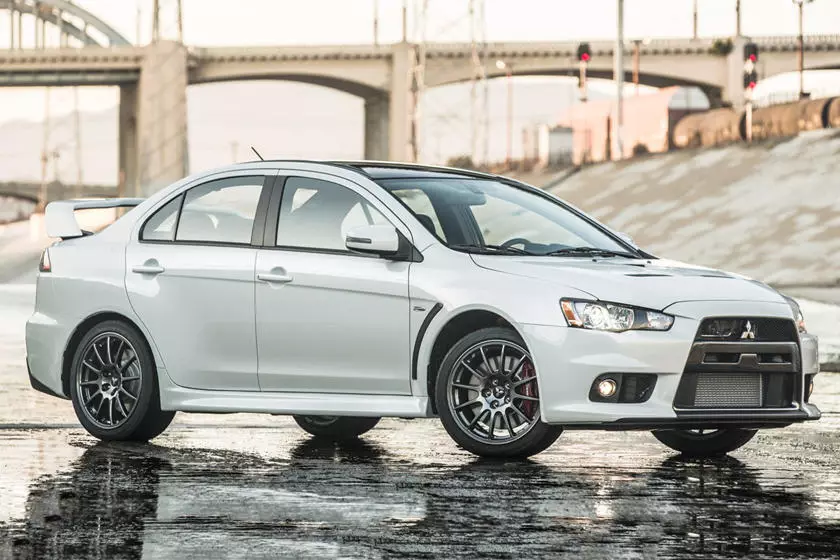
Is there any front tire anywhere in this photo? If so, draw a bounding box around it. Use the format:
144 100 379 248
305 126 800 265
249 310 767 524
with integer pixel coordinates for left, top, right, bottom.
435 327 562 459
69 320 175 441
293 415 380 441
652 428 757 457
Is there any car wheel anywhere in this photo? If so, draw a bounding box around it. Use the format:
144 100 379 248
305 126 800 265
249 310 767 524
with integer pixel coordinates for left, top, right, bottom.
69 320 175 441
652 428 757 457
435 326 562 459
293 415 381 441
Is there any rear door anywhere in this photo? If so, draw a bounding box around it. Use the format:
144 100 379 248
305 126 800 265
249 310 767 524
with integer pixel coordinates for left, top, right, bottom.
125 170 274 391
254 172 412 395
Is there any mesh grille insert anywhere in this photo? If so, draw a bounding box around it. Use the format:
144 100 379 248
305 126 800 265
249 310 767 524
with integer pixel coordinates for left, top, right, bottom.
694 374 763 408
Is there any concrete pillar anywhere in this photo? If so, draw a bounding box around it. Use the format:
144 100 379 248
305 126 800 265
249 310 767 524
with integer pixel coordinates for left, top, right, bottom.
724 36 747 110
364 93 390 161
118 84 138 197
135 41 189 196
388 43 416 162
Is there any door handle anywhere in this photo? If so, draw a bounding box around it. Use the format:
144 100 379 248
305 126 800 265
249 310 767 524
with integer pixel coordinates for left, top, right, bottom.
258 272 293 284
132 261 165 275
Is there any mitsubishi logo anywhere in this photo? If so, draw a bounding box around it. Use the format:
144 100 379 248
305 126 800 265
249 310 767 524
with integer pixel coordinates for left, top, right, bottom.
740 321 756 340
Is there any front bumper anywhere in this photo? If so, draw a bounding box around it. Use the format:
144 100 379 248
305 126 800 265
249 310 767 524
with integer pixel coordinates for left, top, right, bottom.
523 300 821 428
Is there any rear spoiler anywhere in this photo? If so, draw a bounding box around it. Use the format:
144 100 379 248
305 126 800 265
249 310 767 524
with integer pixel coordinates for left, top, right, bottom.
45 198 145 239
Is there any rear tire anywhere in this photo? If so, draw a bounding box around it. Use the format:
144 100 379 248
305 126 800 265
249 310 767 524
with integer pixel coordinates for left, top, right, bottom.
652 428 757 457
293 415 380 441
69 320 175 441
435 326 562 459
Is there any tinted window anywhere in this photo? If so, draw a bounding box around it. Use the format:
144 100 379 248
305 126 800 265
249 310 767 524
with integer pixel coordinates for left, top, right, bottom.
276 177 389 251
377 178 631 256
141 196 182 241
175 177 263 244
391 188 446 241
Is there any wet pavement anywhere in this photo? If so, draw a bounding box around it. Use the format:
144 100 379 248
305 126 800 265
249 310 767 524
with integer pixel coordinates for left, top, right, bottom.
3 287 840 559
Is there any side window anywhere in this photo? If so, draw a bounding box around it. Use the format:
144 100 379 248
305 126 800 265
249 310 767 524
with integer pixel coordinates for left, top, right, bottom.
276 177 390 252
141 196 182 241
391 188 446 241
175 177 263 244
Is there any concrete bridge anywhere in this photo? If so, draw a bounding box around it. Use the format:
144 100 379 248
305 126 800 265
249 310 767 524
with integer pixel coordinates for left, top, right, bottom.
0 181 117 204
2 0 840 200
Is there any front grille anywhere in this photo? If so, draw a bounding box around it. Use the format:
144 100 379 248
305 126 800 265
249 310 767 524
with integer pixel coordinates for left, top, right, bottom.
693 373 762 408
675 317 801 412
696 317 797 343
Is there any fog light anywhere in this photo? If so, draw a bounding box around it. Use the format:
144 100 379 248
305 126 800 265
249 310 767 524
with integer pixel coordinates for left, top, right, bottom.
597 379 618 398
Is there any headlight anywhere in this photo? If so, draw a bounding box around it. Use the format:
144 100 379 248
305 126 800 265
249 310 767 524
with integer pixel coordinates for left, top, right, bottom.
782 295 807 333
560 299 674 332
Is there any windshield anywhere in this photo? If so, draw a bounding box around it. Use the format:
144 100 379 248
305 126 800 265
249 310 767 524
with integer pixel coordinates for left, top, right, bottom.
377 177 636 257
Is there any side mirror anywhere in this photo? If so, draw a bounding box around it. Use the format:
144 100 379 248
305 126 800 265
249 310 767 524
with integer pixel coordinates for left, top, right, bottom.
345 224 400 257
616 232 635 246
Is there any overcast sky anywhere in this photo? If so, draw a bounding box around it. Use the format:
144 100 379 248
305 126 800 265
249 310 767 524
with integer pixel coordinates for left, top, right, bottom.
0 0 839 175
2 0 839 122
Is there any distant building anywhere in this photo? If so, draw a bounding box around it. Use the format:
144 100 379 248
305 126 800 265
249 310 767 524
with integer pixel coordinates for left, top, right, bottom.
562 86 711 165
522 124 573 168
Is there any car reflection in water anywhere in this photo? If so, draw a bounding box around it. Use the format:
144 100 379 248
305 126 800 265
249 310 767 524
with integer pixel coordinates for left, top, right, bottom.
2 440 840 559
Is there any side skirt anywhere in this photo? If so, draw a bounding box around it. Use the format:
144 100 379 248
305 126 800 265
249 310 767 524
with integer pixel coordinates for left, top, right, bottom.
159 377 433 417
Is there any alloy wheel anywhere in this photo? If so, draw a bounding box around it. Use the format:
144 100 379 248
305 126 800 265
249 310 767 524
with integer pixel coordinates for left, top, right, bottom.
76 332 142 430
447 340 541 445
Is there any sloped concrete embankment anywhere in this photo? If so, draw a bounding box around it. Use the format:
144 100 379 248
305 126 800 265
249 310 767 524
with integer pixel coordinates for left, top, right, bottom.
548 129 840 368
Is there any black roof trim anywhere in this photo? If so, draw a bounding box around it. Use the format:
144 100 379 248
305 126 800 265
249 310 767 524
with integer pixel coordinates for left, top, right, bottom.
329 160 501 181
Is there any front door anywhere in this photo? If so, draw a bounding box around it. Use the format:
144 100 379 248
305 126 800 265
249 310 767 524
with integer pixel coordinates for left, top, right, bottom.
255 174 412 395
126 172 273 391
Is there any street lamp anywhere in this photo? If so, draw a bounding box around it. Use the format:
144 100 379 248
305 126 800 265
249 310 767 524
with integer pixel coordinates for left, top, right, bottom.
792 0 815 99
496 59 513 169
631 38 651 95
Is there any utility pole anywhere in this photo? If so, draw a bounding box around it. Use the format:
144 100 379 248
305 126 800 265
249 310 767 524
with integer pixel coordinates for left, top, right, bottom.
152 0 184 43
496 60 513 169
693 0 698 39
9 1 14 49
38 89 51 211
614 0 625 160
735 0 742 37
469 0 488 166
401 0 408 43
373 0 379 46
136 0 142 44
793 0 814 99
73 87 83 199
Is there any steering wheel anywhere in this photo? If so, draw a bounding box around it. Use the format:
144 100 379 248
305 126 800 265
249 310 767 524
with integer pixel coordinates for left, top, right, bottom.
500 237 531 249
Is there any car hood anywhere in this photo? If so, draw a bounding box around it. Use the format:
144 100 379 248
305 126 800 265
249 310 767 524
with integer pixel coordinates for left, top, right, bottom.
471 255 785 311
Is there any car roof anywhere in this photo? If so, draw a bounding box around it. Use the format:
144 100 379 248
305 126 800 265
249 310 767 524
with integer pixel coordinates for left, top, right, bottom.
236 159 498 181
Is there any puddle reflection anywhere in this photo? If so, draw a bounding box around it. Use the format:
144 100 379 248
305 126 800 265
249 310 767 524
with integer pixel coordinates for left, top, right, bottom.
2 439 839 559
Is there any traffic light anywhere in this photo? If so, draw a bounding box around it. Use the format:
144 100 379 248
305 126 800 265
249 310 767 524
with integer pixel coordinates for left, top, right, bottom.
743 42 758 91
743 42 758 63
577 42 591 62
577 43 591 102
743 70 758 90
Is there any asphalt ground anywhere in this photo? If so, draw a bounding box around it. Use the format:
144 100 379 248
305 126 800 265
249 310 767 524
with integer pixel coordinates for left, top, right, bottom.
2 284 840 559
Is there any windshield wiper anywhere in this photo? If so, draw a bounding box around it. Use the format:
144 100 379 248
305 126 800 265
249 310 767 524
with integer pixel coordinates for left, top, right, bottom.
543 246 638 258
450 244 536 256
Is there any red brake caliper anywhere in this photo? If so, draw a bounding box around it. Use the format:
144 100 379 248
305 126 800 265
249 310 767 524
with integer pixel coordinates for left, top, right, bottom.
518 360 538 419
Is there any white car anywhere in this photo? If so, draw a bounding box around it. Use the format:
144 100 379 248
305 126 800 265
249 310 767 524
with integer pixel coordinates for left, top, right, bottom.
26 161 821 459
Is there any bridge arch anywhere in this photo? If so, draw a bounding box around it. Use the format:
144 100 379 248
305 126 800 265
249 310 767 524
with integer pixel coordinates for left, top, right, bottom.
189 72 386 100
1 0 130 47
0 191 39 204
426 64 723 103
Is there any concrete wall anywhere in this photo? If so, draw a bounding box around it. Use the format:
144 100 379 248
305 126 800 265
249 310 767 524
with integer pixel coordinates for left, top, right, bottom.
549 129 840 288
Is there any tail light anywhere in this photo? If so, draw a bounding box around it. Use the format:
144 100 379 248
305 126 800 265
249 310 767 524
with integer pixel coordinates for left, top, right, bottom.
39 248 52 273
